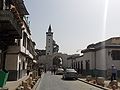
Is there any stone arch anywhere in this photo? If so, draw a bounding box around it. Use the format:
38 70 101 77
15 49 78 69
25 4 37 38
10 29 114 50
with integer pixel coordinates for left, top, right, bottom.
38 53 70 70
53 56 63 68
52 53 69 69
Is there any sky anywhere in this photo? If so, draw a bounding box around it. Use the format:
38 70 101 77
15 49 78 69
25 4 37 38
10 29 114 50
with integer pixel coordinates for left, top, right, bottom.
24 0 120 55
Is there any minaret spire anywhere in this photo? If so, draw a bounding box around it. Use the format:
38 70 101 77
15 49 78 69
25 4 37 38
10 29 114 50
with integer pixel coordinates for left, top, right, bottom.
48 24 52 32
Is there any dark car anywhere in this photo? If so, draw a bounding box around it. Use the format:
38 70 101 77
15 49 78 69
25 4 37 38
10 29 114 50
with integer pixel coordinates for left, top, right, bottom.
62 69 78 80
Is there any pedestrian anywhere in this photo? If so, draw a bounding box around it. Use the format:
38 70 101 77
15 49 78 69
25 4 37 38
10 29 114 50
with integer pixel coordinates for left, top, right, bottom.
44 66 47 73
51 67 53 75
53 67 56 75
111 65 117 81
38 68 41 77
27 69 30 75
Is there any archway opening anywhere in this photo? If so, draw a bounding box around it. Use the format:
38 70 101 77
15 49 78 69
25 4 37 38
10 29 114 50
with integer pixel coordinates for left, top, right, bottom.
53 56 63 68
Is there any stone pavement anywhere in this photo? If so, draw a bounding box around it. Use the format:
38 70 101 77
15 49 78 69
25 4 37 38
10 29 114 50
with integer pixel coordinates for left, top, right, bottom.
4 72 120 90
32 72 116 90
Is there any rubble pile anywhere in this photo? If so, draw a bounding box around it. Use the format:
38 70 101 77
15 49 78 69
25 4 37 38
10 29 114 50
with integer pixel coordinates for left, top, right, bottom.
16 71 40 90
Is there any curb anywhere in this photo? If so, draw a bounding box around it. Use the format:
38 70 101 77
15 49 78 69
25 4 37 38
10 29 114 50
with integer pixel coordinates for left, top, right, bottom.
0 87 8 90
32 73 44 90
32 78 41 90
78 78 109 90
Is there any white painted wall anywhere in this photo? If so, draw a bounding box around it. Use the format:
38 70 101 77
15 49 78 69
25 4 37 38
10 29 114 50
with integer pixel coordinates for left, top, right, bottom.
75 48 120 72
96 49 107 70
83 52 94 69
75 52 95 70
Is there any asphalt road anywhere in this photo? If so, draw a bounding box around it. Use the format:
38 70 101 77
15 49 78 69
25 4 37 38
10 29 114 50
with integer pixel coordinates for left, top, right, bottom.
36 72 102 90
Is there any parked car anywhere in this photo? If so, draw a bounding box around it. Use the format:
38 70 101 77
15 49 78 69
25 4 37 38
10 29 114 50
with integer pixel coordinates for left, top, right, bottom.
56 68 64 75
62 69 78 80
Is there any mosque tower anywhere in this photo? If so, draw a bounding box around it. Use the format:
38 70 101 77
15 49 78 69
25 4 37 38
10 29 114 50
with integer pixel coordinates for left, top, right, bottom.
46 25 54 55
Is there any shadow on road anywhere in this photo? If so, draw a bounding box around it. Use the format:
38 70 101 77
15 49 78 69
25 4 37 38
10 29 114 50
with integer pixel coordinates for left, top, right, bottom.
61 78 78 81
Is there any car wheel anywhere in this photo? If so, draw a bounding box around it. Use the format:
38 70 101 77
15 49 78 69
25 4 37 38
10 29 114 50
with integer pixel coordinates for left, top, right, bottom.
63 76 65 80
62 76 64 79
75 78 78 80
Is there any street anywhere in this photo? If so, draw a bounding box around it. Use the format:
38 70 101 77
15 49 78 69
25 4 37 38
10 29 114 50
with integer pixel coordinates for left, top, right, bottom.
36 72 102 90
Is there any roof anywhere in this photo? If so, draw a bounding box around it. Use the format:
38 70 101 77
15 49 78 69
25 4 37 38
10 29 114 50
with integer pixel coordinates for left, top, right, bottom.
67 54 81 59
81 37 120 53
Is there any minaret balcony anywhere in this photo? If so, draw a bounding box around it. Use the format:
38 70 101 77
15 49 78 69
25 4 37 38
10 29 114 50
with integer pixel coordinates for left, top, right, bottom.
0 10 22 39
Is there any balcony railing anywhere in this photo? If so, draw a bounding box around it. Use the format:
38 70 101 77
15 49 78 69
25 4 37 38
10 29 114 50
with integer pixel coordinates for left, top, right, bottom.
0 10 22 38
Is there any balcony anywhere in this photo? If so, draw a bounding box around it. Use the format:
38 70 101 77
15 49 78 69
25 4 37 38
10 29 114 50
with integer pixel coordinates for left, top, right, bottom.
0 10 22 39
7 46 20 53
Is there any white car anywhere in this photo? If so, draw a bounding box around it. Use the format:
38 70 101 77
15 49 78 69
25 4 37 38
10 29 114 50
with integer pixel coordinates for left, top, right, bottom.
56 68 64 75
62 69 78 80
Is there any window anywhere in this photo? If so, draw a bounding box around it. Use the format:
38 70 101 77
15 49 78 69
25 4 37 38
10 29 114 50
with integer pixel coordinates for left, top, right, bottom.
27 38 30 50
23 32 27 47
23 62 25 70
49 40 50 43
18 39 20 46
111 50 120 60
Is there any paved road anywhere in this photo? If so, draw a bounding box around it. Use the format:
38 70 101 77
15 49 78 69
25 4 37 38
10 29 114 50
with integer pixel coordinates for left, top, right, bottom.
36 72 102 90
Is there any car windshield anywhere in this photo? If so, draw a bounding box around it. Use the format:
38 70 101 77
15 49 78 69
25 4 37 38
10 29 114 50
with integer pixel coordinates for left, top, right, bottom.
58 68 63 70
66 69 76 72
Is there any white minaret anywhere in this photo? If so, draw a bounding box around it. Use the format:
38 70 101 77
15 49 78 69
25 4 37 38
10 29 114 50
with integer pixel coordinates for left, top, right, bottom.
46 25 53 55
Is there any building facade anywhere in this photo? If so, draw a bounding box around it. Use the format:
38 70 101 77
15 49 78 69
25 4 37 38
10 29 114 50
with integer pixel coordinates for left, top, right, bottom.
69 37 120 78
6 23 36 80
0 0 36 81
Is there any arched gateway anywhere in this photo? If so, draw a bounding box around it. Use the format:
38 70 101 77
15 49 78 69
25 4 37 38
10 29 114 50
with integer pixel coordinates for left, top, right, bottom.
38 53 70 70
38 26 71 70
51 53 69 69
53 56 63 68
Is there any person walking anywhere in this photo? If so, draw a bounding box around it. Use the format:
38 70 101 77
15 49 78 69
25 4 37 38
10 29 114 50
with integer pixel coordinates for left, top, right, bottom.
53 67 56 75
111 65 117 81
27 69 30 76
51 67 54 75
38 67 42 77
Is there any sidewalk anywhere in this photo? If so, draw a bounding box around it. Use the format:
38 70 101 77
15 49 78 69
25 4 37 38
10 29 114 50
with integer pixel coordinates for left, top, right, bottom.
4 74 29 90
1 71 43 90
78 78 120 90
